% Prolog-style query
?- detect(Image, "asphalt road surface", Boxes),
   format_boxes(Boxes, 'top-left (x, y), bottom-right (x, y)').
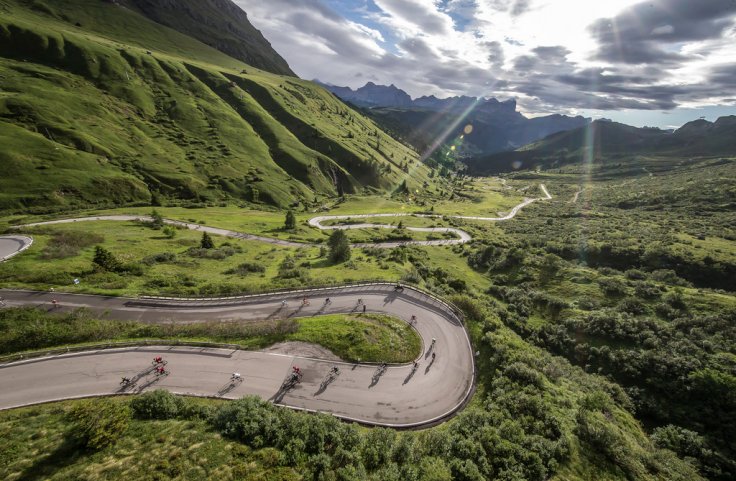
top-left (0, 235), bottom-right (33, 262)
top-left (0, 285), bottom-right (475, 427)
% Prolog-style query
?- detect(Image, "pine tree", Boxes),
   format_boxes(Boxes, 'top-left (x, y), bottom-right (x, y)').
top-left (200, 231), bottom-right (214, 249)
top-left (284, 210), bottom-right (296, 230)
top-left (328, 230), bottom-right (351, 263)
top-left (93, 246), bottom-right (121, 272)
top-left (150, 209), bottom-right (164, 229)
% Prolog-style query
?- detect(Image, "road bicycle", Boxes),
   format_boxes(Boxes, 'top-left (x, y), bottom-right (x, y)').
top-left (372, 363), bottom-right (387, 383)
top-left (320, 366), bottom-right (340, 390)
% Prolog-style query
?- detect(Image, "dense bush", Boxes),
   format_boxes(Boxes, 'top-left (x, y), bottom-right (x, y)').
top-left (142, 252), bottom-right (176, 265)
top-left (41, 230), bottom-right (104, 259)
top-left (186, 245), bottom-right (238, 259)
top-left (92, 245), bottom-right (121, 271)
top-left (67, 399), bottom-right (130, 450)
top-left (130, 389), bottom-right (184, 420)
top-left (225, 261), bottom-right (266, 275)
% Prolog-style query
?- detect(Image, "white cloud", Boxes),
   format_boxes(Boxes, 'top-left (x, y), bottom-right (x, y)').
top-left (234, 0), bottom-right (736, 116)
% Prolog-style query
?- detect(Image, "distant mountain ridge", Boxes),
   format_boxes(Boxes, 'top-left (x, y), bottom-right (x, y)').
top-left (316, 80), bottom-right (513, 112)
top-left (120, 0), bottom-right (295, 76)
top-left (466, 116), bottom-right (736, 174)
top-left (316, 80), bottom-right (590, 157)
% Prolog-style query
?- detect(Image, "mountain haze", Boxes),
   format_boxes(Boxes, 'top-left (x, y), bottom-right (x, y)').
top-left (319, 81), bottom-right (590, 156)
top-left (467, 116), bottom-right (736, 174)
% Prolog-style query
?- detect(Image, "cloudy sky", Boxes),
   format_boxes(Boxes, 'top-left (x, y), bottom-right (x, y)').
top-left (235, 0), bottom-right (736, 127)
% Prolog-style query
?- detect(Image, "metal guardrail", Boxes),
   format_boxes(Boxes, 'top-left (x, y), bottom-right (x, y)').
top-left (137, 281), bottom-right (466, 323)
top-left (0, 282), bottom-right (468, 364)
top-left (0, 339), bottom-right (246, 364)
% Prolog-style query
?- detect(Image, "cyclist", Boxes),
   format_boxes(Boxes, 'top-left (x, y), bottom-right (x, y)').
top-left (325, 297), bottom-right (331, 305)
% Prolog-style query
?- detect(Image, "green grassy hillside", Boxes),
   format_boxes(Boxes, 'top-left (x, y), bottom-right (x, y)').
top-left (0, 0), bottom-right (431, 213)
top-left (120, 0), bottom-right (296, 76)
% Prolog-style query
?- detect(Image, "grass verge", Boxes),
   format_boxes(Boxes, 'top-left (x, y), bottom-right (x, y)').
top-left (0, 308), bottom-right (420, 363)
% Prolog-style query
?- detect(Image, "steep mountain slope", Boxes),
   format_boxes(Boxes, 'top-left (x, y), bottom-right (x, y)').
top-left (119, 0), bottom-right (295, 77)
top-left (0, 0), bottom-right (429, 213)
top-left (468, 118), bottom-right (736, 174)
top-left (319, 81), bottom-right (590, 156)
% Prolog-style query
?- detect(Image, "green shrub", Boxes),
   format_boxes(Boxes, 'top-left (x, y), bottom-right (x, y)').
top-left (41, 230), bottom-right (104, 259)
top-left (162, 225), bottom-right (176, 238)
top-left (597, 277), bottom-right (627, 296)
top-left (225, 262), bottom-right (266, 275)
top-left (142, 252), bottom-right (176, 265)
top-left (186, 246), bottom-right (238, 259)
top-left (67, 399), bottom-right (130, 450)
top-left (92, 245), bottom-right (122, 272)
top-left (130, 390), bottom-right (184, 420)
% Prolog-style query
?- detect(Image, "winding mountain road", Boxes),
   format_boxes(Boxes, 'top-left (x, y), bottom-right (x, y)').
top-left (0, 235), bottom-right (33, 262)
top-left (311, 184), bottom-right (551, 247)
top-left (0, 185), bottom-right (555, 423)
top-left (0, 285), bottom-right (475, 427)
top-left (14, 184), bottom-right (551, 248)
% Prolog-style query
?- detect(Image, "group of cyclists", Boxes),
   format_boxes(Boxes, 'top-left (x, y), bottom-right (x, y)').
top-left (16, 284), bottom-right (435, 392)
top-left (153, 356), bottom-right (169, 376)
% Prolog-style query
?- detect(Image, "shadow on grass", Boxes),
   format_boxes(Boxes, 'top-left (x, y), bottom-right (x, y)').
top-left (309, 258), bottom-right (336, 269)
top-left (16, 435), bottom-right (83, 481)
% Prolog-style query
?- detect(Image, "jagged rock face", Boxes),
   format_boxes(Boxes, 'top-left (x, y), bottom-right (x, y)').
top-left (318, 81), bottom-right (591, 156)
top-left (319, 81), bottom-right (413, 108)
top-left (122, 0), bottom-right (295, 76)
